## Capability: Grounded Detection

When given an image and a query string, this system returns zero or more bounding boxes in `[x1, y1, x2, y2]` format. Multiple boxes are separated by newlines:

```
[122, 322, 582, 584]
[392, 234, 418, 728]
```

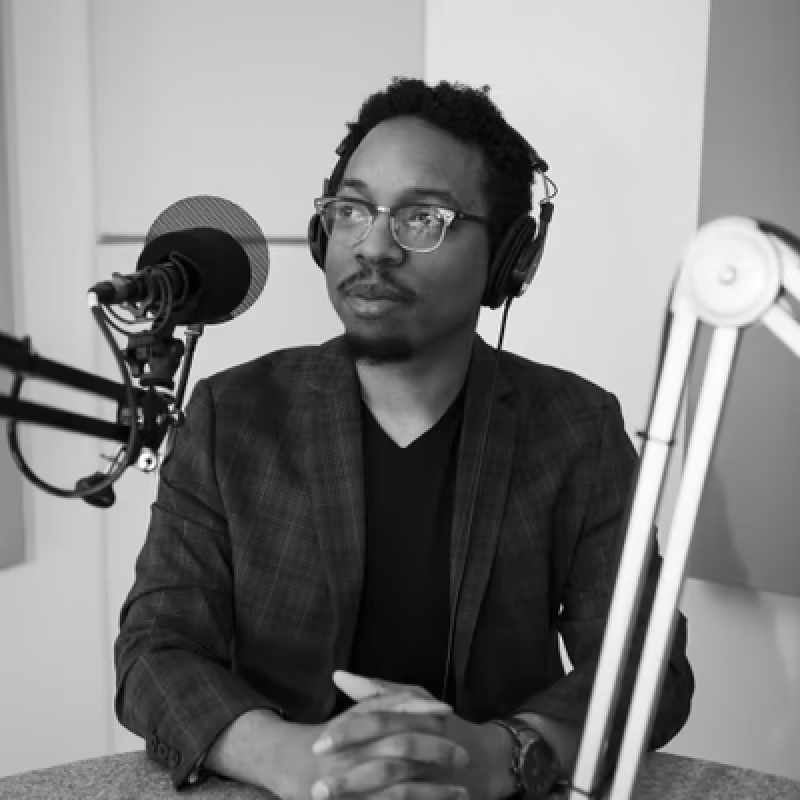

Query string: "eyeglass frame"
[313, 195, 491, 254]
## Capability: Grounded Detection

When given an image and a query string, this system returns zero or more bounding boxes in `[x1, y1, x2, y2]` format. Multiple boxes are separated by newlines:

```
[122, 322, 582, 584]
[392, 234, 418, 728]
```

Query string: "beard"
[343, 330, 414, 365]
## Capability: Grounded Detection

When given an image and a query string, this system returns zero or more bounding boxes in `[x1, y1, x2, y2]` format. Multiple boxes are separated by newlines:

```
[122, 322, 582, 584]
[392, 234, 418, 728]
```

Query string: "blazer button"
[169, 750, 181, 769]
[157, 742, 169, 762]
[148, 732, 158, 752]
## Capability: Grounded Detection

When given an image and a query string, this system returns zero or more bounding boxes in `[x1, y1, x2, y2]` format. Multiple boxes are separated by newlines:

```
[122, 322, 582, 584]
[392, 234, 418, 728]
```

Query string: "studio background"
[1, 0, 798, 783]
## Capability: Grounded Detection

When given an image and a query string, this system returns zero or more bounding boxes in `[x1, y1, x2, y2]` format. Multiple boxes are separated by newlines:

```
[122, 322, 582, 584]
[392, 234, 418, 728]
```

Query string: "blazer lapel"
[305, 338, 366, 669]
[450, 336, 517, 703]
[301, 335, 517, 700]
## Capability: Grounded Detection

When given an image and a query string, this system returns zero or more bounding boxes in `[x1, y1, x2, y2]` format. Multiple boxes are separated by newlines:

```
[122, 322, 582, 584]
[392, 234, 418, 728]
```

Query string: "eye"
[328, 199, 370, 227]
[404, 205, 442, 229]
[335, 200, 359, 218]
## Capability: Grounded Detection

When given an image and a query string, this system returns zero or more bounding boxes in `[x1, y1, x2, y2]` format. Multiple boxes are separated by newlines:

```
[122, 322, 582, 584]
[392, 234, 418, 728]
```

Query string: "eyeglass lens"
[320, 199, 447, 252]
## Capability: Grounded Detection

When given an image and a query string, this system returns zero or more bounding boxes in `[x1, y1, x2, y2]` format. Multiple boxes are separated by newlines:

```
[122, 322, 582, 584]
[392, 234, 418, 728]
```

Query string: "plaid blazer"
[114, 334, 693, 787]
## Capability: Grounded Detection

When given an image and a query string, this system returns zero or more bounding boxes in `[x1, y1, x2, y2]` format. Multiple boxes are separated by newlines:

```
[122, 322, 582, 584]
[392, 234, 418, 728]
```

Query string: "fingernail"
[312, 734, 333, 754]
[453, 748, 470, 767]
[311, 780, 330, 800]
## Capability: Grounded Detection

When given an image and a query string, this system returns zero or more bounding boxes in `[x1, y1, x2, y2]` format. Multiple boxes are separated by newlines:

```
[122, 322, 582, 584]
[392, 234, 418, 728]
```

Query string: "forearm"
[206, 708, 323, 800]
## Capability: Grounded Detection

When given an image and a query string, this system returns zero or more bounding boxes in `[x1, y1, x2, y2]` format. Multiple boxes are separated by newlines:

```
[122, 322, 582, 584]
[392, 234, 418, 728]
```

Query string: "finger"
[312, 758, 417, 799]
[372, 785, 470, 800]
[312, 759, 469, 800]
[367, 732, 470, 769]
[389, 698, 453, 715]
[314, 710, 447, 754]
[333, 670, 389, 702]
[351, 691, 451, 717]
[351, 693, 452, 717]
[313, 769, 469, 800]
[334, 672, 440, 706]
[338, 693, 448, 719]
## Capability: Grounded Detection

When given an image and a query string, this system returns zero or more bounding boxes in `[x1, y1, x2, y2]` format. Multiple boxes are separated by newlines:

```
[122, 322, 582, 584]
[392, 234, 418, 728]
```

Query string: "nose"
[354, 208, 405, 266]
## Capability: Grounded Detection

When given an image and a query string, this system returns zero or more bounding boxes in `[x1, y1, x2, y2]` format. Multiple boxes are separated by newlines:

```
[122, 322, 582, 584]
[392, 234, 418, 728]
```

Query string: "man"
[115, 78, 693, 798]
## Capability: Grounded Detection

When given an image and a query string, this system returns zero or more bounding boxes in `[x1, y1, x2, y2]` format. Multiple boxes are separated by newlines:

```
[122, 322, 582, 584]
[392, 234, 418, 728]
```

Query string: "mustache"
[338, 268, 415, 300]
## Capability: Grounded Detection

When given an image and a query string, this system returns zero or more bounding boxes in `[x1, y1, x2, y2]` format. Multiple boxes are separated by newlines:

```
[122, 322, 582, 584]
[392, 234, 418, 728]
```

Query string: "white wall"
[0, 0, 25, 569]
[688, 0, 800, 597]
[88, 0, 425, 756]
[0, 0, 113, 774]
[425, 0, 800, 781]
[2, 0, 799, 785]
[427, 1, 709, 438]
[0, 0, 425, 776]
[90, 0, 426, 238]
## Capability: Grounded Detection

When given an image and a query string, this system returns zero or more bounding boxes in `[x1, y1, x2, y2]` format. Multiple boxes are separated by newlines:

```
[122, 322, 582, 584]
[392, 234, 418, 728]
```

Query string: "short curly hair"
[327, 77, 546, 257]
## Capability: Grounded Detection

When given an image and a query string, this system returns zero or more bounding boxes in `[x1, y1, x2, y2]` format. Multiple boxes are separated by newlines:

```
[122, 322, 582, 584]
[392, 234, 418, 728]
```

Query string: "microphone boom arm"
[568, 217, 800, 799]
[0, 296, 202, 503]
[0, 330, 134, 443]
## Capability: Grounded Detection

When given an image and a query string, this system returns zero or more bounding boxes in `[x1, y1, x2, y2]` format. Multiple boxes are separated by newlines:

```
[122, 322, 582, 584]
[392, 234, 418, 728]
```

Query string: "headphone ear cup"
[482, 216, 540, 309]
[308, 213, 327, 270]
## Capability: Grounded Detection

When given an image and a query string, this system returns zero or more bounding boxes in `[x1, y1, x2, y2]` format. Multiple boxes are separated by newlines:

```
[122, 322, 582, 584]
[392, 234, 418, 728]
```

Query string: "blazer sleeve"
[514, 392, 694, 769]
[114, 379, 284, 789]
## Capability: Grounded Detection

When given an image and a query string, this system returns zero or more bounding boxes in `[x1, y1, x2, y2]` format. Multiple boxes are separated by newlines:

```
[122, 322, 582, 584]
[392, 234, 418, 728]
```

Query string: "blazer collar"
[305, 336, 365, 673]
[305, 334, 518, 700]
[449, 336, 517, 705]
[302, 333, 512, 398]
[305, 335, 359, 394]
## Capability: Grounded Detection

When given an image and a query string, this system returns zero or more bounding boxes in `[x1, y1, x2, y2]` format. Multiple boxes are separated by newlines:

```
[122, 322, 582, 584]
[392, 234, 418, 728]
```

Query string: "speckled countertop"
[0, 750, 798, 799]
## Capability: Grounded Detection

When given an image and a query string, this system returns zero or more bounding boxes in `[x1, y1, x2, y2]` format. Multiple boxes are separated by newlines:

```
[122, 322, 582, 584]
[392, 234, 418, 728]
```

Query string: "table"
[0, 750, 798, 799]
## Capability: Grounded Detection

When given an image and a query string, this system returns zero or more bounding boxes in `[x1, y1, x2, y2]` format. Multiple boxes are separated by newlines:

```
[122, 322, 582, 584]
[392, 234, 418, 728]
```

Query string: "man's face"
[323, 116, 491, 364]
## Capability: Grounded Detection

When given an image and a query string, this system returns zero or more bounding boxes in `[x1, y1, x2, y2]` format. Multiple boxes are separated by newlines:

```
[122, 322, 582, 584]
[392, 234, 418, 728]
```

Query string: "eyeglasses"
[314, 196, 489, 253]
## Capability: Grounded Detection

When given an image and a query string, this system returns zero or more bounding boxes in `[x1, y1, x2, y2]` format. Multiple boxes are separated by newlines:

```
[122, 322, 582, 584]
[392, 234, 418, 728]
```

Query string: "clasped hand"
[308, 671, 508, 800]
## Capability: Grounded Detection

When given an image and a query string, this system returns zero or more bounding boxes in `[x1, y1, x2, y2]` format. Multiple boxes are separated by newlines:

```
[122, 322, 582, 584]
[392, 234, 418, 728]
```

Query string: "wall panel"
[688, 0, 800, 597]
[91, 0, 425, 239]
[90, 0, 424, 754]
[0, 0, 111, 776]
[1, 0, 425, 771]
[426, 0, 799, 782]
[0, 2, 25, 570]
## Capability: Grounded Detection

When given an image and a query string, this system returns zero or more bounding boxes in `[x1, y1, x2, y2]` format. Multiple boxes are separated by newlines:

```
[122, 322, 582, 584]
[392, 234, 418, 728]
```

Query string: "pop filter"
[138, 195, 270, 326]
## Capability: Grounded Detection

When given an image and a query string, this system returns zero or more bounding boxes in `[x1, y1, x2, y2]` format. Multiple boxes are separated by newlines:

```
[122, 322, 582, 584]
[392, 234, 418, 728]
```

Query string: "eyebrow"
[337, 178, 463, 208]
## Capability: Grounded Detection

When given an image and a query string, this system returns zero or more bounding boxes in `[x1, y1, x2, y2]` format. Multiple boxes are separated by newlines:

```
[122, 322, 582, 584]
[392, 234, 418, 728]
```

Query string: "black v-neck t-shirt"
[335, 390, 465, 713]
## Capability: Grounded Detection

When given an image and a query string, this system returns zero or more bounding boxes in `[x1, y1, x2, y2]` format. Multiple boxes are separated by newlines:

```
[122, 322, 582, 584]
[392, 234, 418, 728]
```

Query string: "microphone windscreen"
[137, 228, 250, 325]
[139, 195, 269, 325]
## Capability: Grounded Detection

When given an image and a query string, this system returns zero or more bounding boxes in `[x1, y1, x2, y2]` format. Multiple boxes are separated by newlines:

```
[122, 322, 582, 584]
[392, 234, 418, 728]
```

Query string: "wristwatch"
[490, 716, 562, 798]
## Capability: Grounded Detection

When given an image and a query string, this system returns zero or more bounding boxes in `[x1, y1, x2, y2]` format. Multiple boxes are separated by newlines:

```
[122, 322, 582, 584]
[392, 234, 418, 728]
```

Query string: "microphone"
[91, 227, 251, 326]
[91, 195, 270, 327]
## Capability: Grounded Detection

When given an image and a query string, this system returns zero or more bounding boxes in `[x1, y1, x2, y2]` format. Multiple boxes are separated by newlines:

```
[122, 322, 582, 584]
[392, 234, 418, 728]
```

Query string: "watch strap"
[489, 718, 526, 795]
[490, 716, 562, 798]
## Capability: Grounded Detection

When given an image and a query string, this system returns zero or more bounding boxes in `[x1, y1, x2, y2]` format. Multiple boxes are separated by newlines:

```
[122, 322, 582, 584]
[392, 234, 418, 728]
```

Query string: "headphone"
[308, 139, 556, 310]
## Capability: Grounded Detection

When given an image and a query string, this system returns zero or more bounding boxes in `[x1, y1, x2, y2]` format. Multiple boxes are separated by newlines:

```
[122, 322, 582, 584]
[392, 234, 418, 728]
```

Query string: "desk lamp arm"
[568, 217, 800, 800]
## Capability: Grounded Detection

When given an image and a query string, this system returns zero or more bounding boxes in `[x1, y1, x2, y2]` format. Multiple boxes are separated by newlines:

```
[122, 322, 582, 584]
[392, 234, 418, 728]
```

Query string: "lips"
[343, 282, 412, 303]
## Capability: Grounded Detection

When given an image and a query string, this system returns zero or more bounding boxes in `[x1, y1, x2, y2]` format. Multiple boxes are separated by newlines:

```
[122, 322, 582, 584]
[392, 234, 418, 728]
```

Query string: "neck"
[355, 330, 475, 428]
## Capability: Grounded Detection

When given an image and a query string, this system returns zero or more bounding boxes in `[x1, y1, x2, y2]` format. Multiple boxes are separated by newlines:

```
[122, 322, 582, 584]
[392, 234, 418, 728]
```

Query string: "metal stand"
[568, 218, 800, 799]
[0, 302, 204, 503]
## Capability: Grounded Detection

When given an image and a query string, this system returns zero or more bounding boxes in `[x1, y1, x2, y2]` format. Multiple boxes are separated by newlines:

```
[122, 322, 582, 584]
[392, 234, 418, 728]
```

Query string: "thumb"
[333, 671, 452, 715]
[332, 670, 388, 702]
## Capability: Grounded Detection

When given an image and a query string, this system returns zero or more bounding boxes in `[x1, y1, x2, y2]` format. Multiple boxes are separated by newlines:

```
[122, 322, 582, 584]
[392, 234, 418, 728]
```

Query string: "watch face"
[520, 735, 560, 795]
